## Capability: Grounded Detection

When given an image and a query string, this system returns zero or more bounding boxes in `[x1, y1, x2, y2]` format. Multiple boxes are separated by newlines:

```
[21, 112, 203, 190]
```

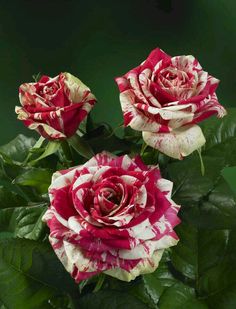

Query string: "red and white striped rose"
[15, 73, 96, 140]
[43, 152, 180, 282]
[115, 48, 226, 159]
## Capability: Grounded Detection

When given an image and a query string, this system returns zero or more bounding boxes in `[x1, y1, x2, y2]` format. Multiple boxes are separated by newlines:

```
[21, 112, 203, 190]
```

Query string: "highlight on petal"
[143, 125, 206, 159]
[104, 249, 164, 282]
[64, 72, 96, 104]
[119, 90, 162, 132]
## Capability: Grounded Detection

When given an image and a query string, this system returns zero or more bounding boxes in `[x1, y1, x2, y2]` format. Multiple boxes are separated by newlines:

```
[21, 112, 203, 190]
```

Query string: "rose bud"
[16, 73, 96, 140]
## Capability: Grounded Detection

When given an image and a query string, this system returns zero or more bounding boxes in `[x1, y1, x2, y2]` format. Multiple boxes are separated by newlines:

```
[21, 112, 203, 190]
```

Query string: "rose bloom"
[115, 48, 227, 159]
[15, 73, 96, 140]
[42, 152, 180, 282]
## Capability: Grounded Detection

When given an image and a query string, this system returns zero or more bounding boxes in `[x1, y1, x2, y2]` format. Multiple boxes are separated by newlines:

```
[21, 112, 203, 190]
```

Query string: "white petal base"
[104, 249, 164, 282]
[143, 125, 206, 160]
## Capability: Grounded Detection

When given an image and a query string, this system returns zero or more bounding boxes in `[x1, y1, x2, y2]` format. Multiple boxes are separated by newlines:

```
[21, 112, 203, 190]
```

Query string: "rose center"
[92, 185, 123, 216]
[158, 67, 195, 90]
[40, 84, 59, 96]
[106, 191, 121, 205]
[162, 69, 178, 81]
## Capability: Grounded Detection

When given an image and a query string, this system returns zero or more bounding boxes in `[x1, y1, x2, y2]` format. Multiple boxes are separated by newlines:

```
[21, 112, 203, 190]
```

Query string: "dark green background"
[0, 0, 235, 144]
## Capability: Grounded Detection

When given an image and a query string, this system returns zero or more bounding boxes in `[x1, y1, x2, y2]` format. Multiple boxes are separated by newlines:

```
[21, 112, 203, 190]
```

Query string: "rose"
[15, 73, 96, 140]
[42, 152, 180, 282]
[115, 48, 227, 159]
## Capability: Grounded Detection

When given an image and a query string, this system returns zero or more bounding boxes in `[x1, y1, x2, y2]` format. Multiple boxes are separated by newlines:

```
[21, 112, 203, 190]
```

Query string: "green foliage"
[0, 203, 47, 240]
[13, 168, 53, 194]
[0, 110, 236, 308]
[83, 123, 138, 154]
[158, 283, 208, 309]
[0, 239, 78, 309]
[222, 166, 236, 194]
[78, 290, 148, 309]
[165, 109, 236, 308]
[68, 134, 94, 159]
[0, 134, 35, 164]
[28, 140, 60, 165]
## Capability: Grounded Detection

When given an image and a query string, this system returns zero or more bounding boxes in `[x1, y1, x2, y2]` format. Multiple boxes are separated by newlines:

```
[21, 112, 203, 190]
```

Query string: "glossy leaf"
[78, 290, 148, 309]
[0, 203, 47, 240]
[0, 238, 78, 309]
[83, 124, 137, 154]
[13, 167, 52, 194]
[29, 141, 60, 164]
[166, 108, 236, 308]
[0, 187, 25, 209]
[0, 134, 35, 163]
[68, 134, 94, 159]
[222, 166, 236, 194]
[159, 283, 207, 309]
[168, 109, 236, 229]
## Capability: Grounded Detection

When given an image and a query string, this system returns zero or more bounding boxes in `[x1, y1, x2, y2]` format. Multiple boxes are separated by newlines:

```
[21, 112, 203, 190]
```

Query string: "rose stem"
[60, 140, 74, 167]
[93, 273, 106, 293]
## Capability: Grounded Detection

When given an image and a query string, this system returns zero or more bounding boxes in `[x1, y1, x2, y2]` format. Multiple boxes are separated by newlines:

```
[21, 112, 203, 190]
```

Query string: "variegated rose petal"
[16, 72, 96, 140]
[42, 153, 181, 282]
[143, 124, 206, 159]
[115, 47, 227, 159]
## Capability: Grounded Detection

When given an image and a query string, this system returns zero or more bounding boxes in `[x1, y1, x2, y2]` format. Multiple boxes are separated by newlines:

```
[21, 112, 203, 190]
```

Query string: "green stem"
[153, 148, 159, 165]
[197, 148, 205, 176]
[23, 136, 45, 165]
[140, 142, 148, 156]
[60, 140, 73, 166]
[105, 122, 124, 139]
[93, 274, 105, 293]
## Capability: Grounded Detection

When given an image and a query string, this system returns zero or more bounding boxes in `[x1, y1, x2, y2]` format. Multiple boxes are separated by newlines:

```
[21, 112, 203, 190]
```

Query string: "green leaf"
[0, 203, 47, 240]
[32, 72, 42, 82]
[30, 141, 60, 164]
[140, 252, 177, 307]
[83, 124, 137, 154]
[0, 157, 32, 202]
[166, 109, 236, 308]
[222, 166, 236, 194]
[123, 126, 142, 143]
[168, 110, 236, 230]
[127, 280, 154, 309]
[171, 223, 231, 282]
[46, 294, 75, 309]
[0, 238, 77, 309]
[78, 290, 148, 309]
[14, 168, 52, 194]
[0, 134, 35, 163]
[68, 134, 94, 159]
[169, 159, 236, 230]
[159, 283, 208, 309]
[201, 108, 236, 154]
[124, 253, 177, 309]
[86, 113, 97, 133]
[198, 229, 236, 309]
[0, 186, 25, 209]
[22, 136, 46, 164]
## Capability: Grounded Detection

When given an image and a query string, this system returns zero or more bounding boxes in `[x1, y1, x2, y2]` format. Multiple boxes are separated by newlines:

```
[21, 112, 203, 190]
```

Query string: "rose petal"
[104, 249, 164, 282]
[143, 124, 206, 159]
[119, 90, 162, 132]
[43, 153, 181, 282]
